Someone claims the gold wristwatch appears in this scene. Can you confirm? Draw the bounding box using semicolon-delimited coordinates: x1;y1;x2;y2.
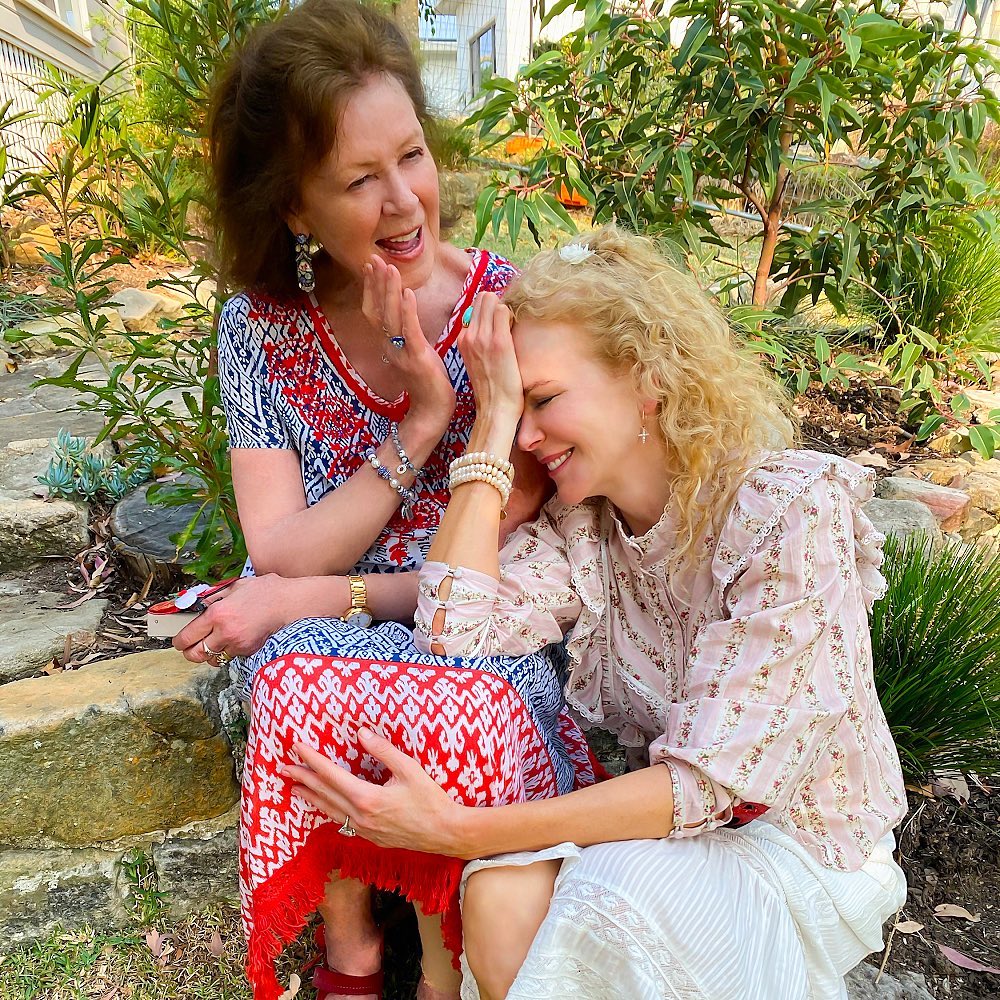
339;575;373;628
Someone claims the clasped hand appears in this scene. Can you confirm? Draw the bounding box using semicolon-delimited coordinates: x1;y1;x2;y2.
282;730;470;858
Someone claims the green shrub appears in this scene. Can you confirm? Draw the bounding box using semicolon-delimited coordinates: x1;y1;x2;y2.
861;214;1000;355
871;532;1000;780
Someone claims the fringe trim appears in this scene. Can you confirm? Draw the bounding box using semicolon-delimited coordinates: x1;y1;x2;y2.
246;822;465;1000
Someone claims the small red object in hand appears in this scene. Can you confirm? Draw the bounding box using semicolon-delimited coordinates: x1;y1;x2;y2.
147;577;240;638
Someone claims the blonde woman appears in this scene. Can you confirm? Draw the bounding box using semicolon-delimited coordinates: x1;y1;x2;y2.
281;225;908;1000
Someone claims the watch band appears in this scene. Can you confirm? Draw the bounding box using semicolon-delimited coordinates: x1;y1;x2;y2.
347;575;368;611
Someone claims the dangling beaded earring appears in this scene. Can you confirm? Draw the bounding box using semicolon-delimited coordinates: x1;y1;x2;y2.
294;233;315;294
639;412;649;444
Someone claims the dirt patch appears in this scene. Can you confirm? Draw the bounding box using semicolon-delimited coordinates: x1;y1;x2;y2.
880;785;1000;999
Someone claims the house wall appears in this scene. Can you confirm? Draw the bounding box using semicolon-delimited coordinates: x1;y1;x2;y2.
1;0;128;176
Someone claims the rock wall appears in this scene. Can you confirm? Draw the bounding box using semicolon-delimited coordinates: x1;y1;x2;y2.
0;650;240;943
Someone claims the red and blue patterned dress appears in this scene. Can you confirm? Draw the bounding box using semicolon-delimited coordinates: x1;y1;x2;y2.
217;250;600;1000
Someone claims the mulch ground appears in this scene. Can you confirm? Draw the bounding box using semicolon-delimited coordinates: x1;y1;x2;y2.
885;785;1000;999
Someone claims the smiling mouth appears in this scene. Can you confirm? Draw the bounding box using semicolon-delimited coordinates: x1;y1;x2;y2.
376;227;422;254
544;448;574;473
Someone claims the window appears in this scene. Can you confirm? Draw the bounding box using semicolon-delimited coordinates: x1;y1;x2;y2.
470;23;495;96
418;11;457;42
19;0;88;35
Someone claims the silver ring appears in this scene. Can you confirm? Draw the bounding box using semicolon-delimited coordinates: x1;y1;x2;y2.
202;641;221;657
389;335;406;349
338;815;357;837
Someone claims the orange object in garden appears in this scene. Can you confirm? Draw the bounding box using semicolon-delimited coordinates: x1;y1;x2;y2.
505;134;545;156
557;182;588;208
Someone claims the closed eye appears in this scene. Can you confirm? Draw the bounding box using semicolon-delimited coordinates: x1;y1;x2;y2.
348;174;371;190
534;395;555;408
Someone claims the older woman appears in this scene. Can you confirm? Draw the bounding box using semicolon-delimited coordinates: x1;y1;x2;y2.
172;3;598;999
283;225;908;1000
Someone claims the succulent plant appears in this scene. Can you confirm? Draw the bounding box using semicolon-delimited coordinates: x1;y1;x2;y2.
38;429;155;503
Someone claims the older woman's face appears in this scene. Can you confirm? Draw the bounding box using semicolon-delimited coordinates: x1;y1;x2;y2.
288;74;441;291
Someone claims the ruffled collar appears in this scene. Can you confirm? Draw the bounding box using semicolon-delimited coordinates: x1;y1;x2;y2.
605;500;677;569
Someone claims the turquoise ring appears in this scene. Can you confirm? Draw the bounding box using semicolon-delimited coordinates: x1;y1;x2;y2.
461;305;474;327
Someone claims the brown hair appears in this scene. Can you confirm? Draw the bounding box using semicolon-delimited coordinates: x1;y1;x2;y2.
208;0;428;297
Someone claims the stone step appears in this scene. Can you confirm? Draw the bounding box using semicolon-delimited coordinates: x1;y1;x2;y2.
0;806;239;946
0;649;239;848
0;581;108;684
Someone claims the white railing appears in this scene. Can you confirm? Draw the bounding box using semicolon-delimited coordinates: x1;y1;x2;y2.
0;37;67;184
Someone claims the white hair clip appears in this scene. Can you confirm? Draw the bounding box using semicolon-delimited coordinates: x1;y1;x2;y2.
558;243;595;264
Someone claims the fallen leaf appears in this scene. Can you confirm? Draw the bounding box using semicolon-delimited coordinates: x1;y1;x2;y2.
277;973;301;1000
98;989;120;1000
208;930;224;958
144;928;168;958
846;450;889;469
895;920;924;933
931;771;970;804
938;944;1000;974
904;782;935;798
56;591;96;610
934;903;981;922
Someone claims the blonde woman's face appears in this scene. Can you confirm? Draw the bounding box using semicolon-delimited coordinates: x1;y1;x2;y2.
512;317;645;506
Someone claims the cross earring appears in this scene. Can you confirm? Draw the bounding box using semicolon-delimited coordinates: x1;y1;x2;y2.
639;414;649;444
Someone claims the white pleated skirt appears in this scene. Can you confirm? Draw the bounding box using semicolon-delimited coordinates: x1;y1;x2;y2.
459;821;905;1000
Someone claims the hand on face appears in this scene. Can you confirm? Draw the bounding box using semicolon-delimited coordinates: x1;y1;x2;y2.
172;574;290;663
282;730;467;857
362;254;456;435
457;292;524;424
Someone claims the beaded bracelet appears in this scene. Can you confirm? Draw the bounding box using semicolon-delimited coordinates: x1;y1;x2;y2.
365;447;419;518
451;450;515;482
448;457;513;515
389;421;420;477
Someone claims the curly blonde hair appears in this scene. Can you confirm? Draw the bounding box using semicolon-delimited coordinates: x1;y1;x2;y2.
504;224;796;576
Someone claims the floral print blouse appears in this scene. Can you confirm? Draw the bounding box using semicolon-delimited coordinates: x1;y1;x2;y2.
414;449;907;871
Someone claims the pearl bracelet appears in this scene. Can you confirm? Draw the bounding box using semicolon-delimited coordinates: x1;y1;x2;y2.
450;451;515;482
449;462;513;513
365;447;418;518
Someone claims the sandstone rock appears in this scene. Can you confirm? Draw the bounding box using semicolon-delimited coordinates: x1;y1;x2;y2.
928;428;972;455
0;409;106;450
863;499;943;547
875;477;970;531
898;456;977;487
111;288;184;332
0;498;89;571
845;961;934;1000
960;506;1000;542
11;224;58;267
153;805;239;916
0;847;129;945
962;470;1000;515
961;388;1000;423
0;650;239;847
0;589;108;684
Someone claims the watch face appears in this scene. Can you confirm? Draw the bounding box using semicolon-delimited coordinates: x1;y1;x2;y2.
346;610;373;628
